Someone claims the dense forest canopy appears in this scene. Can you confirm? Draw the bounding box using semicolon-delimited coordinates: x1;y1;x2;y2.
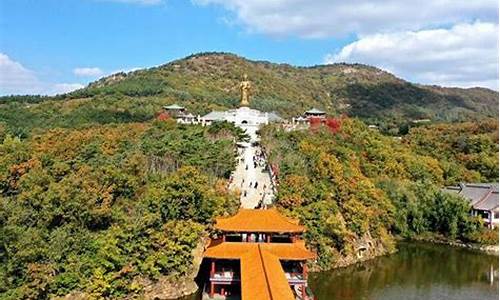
0;121;243;299
260;118;498;268
0;52;498;299
405;121;499;183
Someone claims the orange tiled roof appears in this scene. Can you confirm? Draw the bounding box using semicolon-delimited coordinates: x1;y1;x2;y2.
261;241;316;260
239;248;272;299
205;208;315;300
203;240;250;259
259;250;296;300
215;208;305;233
240;246;296;300
204;241;315;300
203;241;316;260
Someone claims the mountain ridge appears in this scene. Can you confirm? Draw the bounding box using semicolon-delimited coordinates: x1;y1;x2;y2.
82;52;498;119
90;52;493;91
0;52;497;135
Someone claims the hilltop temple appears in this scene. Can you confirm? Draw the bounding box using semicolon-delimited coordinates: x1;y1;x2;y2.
163;74;334;141
164;74;281;141
202;74;282;141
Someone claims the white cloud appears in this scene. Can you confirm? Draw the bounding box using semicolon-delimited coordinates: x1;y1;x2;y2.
195;1;498;89
0;53;84;96
325;22;499;89
0;53;41;95
194;0;498;38
0;54;143;96
73;67;104;77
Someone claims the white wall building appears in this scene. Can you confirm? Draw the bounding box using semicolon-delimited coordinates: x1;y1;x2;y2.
202;107;282;141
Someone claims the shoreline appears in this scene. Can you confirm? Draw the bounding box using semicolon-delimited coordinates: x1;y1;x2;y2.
167;237;498;300
406;235;499;256
315;236;498;274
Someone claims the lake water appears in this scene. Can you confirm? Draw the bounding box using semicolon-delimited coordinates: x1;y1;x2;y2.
308;242;498;300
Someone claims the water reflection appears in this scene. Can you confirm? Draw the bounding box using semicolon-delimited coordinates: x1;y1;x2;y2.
309;242;498;300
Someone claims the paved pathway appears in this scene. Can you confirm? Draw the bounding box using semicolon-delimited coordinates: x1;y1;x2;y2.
229;141;274;208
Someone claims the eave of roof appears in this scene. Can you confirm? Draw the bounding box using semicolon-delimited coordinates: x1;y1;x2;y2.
474;191;499;211
444;183;499;208
203;241;316;260
215;208;305;233
305;108;325;114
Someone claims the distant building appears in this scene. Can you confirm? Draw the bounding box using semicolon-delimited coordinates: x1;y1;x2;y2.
201;108;282;141
177;113;199;125
304;108;326;119
444;183;499;228
163;104;186;117
162;104;200;124
291;108;327;127
201;108;281;126
290;116;308;126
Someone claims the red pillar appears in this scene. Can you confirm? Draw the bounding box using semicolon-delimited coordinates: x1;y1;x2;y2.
266;234;271;243
210;282;215;298
301;284;306;300
303;262;308;280
222;234;226;242
210;260;216;297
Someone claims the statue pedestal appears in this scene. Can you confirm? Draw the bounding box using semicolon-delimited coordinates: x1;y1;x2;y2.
225;107;268;142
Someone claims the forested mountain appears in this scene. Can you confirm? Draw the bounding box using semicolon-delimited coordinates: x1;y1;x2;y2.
0;52;498;137
0;52;498;299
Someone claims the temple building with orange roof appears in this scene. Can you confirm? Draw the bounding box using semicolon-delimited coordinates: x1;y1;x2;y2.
201;209;316;300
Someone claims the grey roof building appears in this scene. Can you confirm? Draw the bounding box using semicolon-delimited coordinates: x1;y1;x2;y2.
444;183;499;228
267;112;283;122
304;108;326;116
202;111;229;121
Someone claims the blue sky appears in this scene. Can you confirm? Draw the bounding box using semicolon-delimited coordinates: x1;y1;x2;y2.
0;0;498;95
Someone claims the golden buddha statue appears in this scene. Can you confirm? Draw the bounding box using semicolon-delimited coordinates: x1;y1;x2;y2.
239;73;251;106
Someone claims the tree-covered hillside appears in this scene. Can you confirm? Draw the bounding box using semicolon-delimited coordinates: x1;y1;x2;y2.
0;120;244;299
0;52;497;299
0;52;497;137
406;120;499;184
260;118;498;268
